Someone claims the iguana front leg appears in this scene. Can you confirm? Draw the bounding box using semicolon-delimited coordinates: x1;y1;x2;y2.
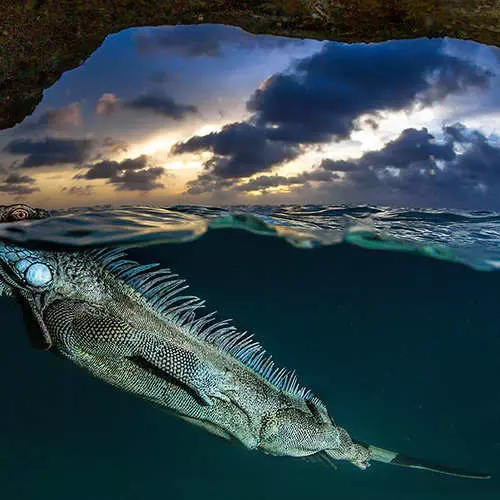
44;299;236;405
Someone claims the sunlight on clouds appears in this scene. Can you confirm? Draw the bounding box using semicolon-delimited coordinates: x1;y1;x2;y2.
350;128;385;152
347;105;446;153
460;112;500;137
125;134;176;159
246;185;292;197
257;76;273;92
196;123;222;136
372;106;438;138
164;159;204;170
287;103;455;170
273;154;316;177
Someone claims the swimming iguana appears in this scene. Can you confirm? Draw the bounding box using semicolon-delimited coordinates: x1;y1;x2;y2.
0;204;490;479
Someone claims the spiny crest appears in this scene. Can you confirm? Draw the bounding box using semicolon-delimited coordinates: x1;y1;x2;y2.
89;247;327;409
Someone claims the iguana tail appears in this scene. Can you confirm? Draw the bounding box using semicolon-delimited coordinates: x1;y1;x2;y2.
358;442;491;479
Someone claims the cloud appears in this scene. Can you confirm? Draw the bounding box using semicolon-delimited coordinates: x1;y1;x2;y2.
234;170;339;192
77;155;148;179
322;127;455;173
95;93;121;116
101;136;129;153
185;173;242;195
247;39;493;142
76;154;164;191
134;25;303;58
0;172;39;195
123;93;197;119
183;161;338;196
3;173;36;184
95;91;196;120
19;103;82;131
110;167;165;191
337;123;500;207
61;185;95;196
173;122;301;193
440;124;500;188
3;137;93;168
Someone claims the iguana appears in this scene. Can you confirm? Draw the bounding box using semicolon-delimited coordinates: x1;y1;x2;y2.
0;203;490;479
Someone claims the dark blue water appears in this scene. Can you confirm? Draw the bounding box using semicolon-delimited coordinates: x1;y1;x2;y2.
1;216;499;499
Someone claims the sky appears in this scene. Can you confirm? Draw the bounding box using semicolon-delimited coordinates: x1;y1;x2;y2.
0;24;499;210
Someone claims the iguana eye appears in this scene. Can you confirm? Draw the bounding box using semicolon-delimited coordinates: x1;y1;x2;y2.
9;208;29;221
25;262;52;287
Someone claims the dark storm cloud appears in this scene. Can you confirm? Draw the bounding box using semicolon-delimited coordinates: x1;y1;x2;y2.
3;137;93;167
77;155;149;180
235;170;339;192
76;154;164;191
247;39;493;142
110;167;164;191
0;172;39;195
441;124;500;187
123;94;197;119
173;122;301;179
134;25;302;58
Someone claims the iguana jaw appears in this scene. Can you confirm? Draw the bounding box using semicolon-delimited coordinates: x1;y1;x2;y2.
15;290;52;350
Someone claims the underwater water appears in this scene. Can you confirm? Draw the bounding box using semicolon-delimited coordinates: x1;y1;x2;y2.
1;19;499;500
0;205;499;500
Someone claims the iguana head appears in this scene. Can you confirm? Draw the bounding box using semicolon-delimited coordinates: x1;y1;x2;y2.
0;204;53;349
0;204;52;291
0;203;50;223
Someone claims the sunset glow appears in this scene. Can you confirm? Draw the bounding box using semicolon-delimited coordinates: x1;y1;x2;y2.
0;27;498;209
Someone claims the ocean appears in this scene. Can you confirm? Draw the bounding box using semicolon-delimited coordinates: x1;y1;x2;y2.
0;205;498;499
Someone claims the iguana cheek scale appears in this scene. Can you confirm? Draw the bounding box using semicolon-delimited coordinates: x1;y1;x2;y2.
0;204;491;480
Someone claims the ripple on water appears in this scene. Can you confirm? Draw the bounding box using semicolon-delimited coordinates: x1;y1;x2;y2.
0;204;499;271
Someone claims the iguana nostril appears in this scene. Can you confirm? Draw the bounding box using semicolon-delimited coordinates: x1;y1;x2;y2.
25;262;52;287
